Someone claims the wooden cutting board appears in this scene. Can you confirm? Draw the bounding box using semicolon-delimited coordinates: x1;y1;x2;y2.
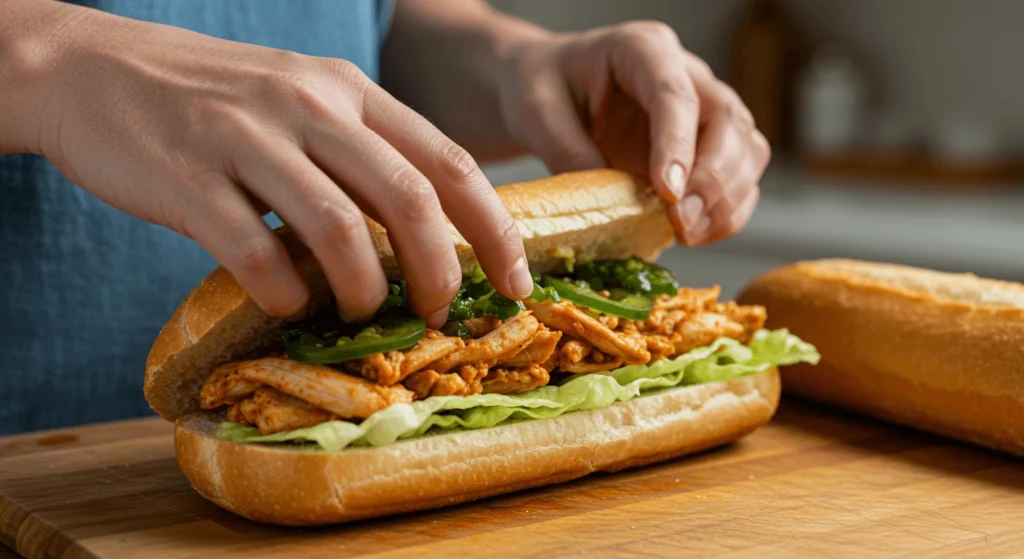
2;400;1023;559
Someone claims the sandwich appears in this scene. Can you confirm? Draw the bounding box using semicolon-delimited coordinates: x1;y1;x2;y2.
737;258;1024;456
144;169;819;526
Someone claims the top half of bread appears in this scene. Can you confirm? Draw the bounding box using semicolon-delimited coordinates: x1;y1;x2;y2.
144;169;676;422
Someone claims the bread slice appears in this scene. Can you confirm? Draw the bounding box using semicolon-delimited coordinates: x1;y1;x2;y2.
174;368;779;526
737;258;1024;455
144;169;675;422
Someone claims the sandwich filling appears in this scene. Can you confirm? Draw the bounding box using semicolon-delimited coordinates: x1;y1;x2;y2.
202;257;819;451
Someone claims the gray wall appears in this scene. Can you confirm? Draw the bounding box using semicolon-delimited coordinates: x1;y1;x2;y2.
490;0;1024;154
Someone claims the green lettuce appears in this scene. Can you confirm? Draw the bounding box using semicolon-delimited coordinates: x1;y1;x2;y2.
217;328;818;452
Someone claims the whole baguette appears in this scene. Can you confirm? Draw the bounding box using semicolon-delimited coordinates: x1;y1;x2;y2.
175;368;780;526
145;170;674;422
736;258;1024;455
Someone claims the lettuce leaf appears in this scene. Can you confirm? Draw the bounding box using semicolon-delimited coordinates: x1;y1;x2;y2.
217;328;818;452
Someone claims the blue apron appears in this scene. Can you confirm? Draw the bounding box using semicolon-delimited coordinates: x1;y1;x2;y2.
0;0;393;435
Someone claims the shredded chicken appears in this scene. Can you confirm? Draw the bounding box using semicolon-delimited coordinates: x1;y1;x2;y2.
654;287;721;311
428;312;540;374
525;300;651;364
462;316;501;338
599;314;620;330
404;364;488;399
345;331;464;386
348;351;404;386
482;365;550;394
560;358;625;374
202;357;414;419
496;327;561;368
226;397;259;425
643;334;677;361
200;364;258;409
558;338;592;365
711;301;767;342
228;387;336;434
672;312;747;354
202;285;769;436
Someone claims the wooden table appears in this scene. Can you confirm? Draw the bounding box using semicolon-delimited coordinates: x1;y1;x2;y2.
2;400;1022;559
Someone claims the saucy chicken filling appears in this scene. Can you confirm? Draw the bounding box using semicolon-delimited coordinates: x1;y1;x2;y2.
200;258;767;435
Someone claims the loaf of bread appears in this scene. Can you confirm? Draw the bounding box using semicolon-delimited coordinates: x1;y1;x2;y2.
737;258;1024;455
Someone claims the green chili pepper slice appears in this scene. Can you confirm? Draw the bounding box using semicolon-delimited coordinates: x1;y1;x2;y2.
541;276;653;320
284;315;426;364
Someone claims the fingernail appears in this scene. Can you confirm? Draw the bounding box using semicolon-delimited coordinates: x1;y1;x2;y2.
509;257;534;299
426;305;451;329
665;162;686;202
685;215;711;246
680;195;704;229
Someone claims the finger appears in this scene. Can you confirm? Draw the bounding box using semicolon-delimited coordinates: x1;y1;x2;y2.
701;184;759;246
508;72;606;175
178;172;309;318
607;23;700;204
305;117;462;328
676;106;754;231
234;139;389;323
361;83;534;301
679;148;764;247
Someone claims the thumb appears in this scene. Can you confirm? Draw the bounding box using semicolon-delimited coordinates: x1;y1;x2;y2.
510;75;606;174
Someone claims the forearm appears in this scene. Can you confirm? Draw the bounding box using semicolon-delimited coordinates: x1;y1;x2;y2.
380;0;552;162
0;0;89;155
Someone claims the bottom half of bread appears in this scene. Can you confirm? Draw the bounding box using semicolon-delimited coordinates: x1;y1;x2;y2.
780;362;1024;457
174;368;780;526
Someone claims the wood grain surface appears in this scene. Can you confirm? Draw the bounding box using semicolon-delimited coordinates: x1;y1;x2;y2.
1;400;1022;559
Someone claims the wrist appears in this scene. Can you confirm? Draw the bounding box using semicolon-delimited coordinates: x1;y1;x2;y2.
0;0;96;155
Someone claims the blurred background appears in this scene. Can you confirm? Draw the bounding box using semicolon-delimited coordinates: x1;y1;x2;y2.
482;0;1024;298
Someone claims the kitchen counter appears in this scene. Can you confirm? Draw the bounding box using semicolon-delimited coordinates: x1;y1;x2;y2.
2;400;1022;559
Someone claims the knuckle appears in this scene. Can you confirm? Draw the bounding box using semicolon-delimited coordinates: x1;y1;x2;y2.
436;267;464;301
390;170;439;222
726;181;757;210
621;20;679;46
311;202;364;248
660;128;697;152
752;129;772;165
516;87;552;122
696;166;728;203
656;76;698;106
320;57;365;85
275;76;333;121
689;56;715;79
436;143;477;184
716;83;756;127
235;240;281;278
199;102;260;142
496;214;523;247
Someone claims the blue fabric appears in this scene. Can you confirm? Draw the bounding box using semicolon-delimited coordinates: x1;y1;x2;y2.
0;0;393;435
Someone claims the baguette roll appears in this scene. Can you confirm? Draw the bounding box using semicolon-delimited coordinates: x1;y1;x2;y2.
144;169;811;525
737;258;1024;456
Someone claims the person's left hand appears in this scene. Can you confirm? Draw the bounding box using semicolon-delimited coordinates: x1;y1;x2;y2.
494;21;770;247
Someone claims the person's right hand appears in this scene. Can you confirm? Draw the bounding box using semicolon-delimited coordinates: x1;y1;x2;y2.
27;4;533;327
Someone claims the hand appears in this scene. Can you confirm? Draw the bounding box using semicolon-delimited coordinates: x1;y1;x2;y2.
495;21;770;247
26;5;533;326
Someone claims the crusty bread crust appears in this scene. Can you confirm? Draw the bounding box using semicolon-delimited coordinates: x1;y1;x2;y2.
145;170;675;422
736;259;1024;456
174;368;780;526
